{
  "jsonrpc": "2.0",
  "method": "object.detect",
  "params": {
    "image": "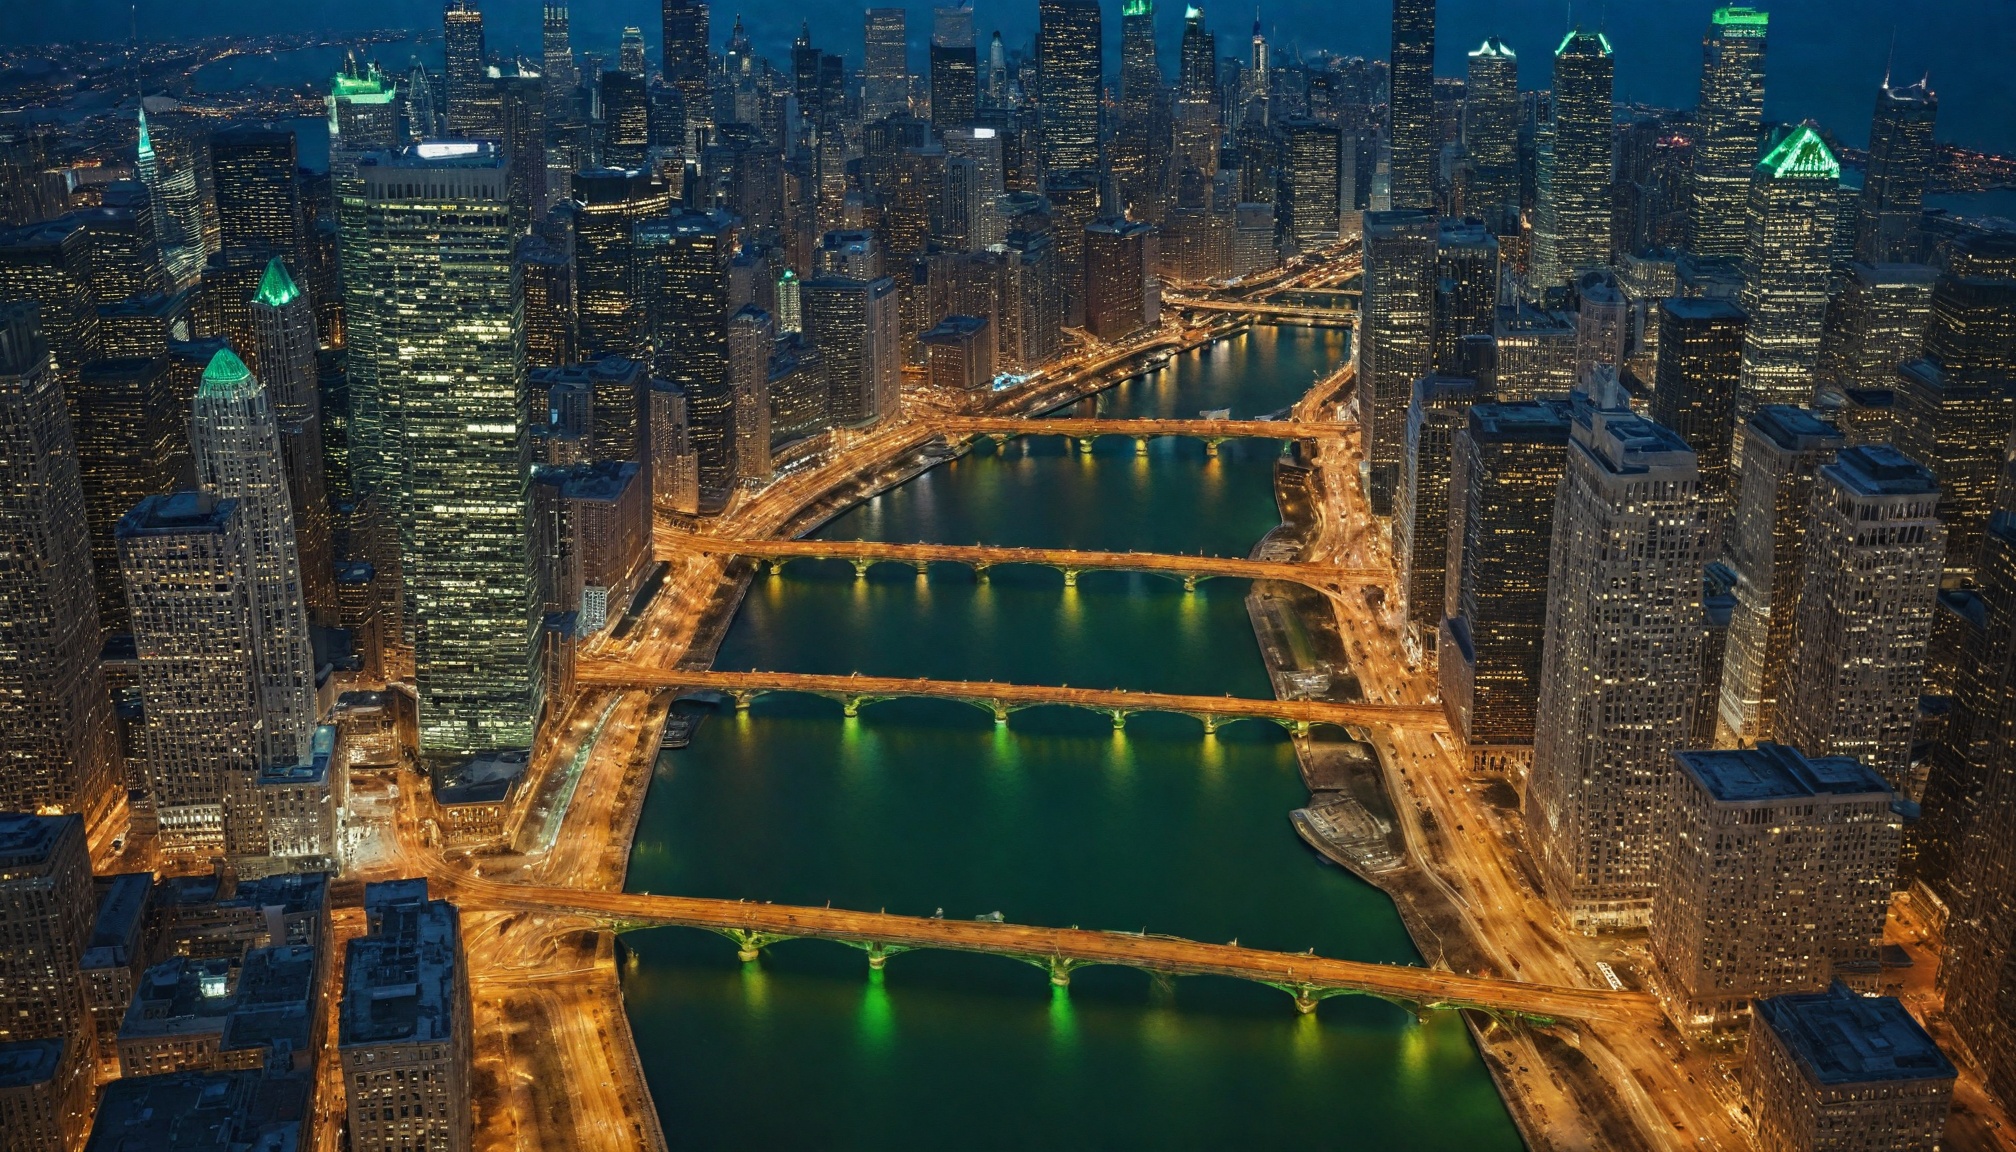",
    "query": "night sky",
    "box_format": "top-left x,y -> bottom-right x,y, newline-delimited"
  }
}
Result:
7,0 -> 2013,152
